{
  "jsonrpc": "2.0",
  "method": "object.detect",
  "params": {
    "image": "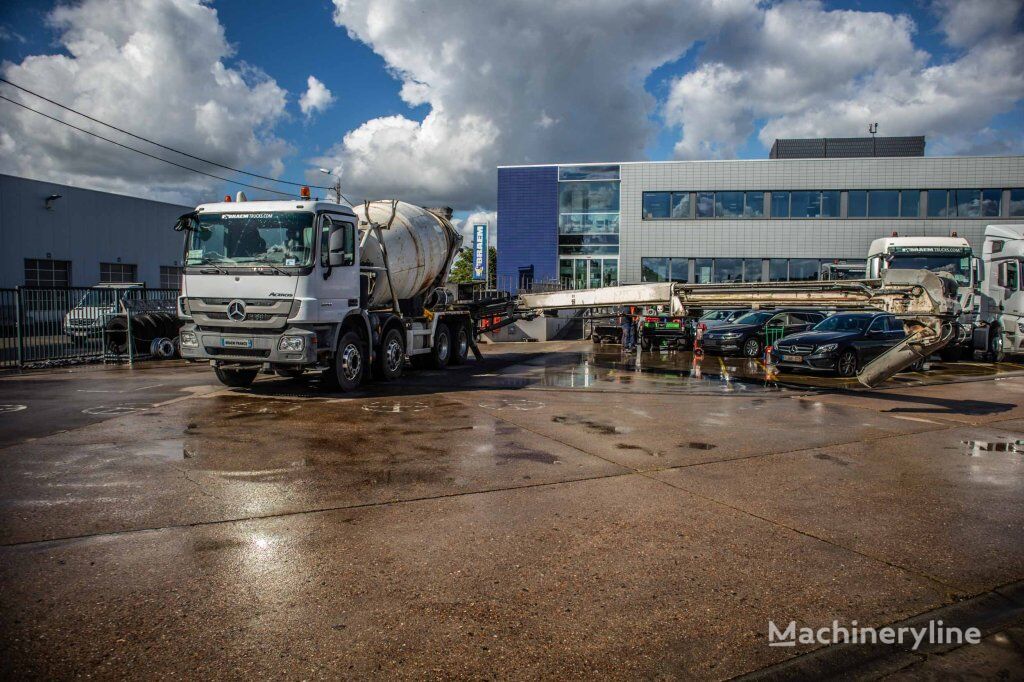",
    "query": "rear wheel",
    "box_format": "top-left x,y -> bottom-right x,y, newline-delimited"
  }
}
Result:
430,323 -> 451,369
214,366 -> 258,388
451,322 -> 470,364
325,331 -> 365,392
742,336 -> 762,358
837,349 -> 858,377
375,327 -> 405,380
